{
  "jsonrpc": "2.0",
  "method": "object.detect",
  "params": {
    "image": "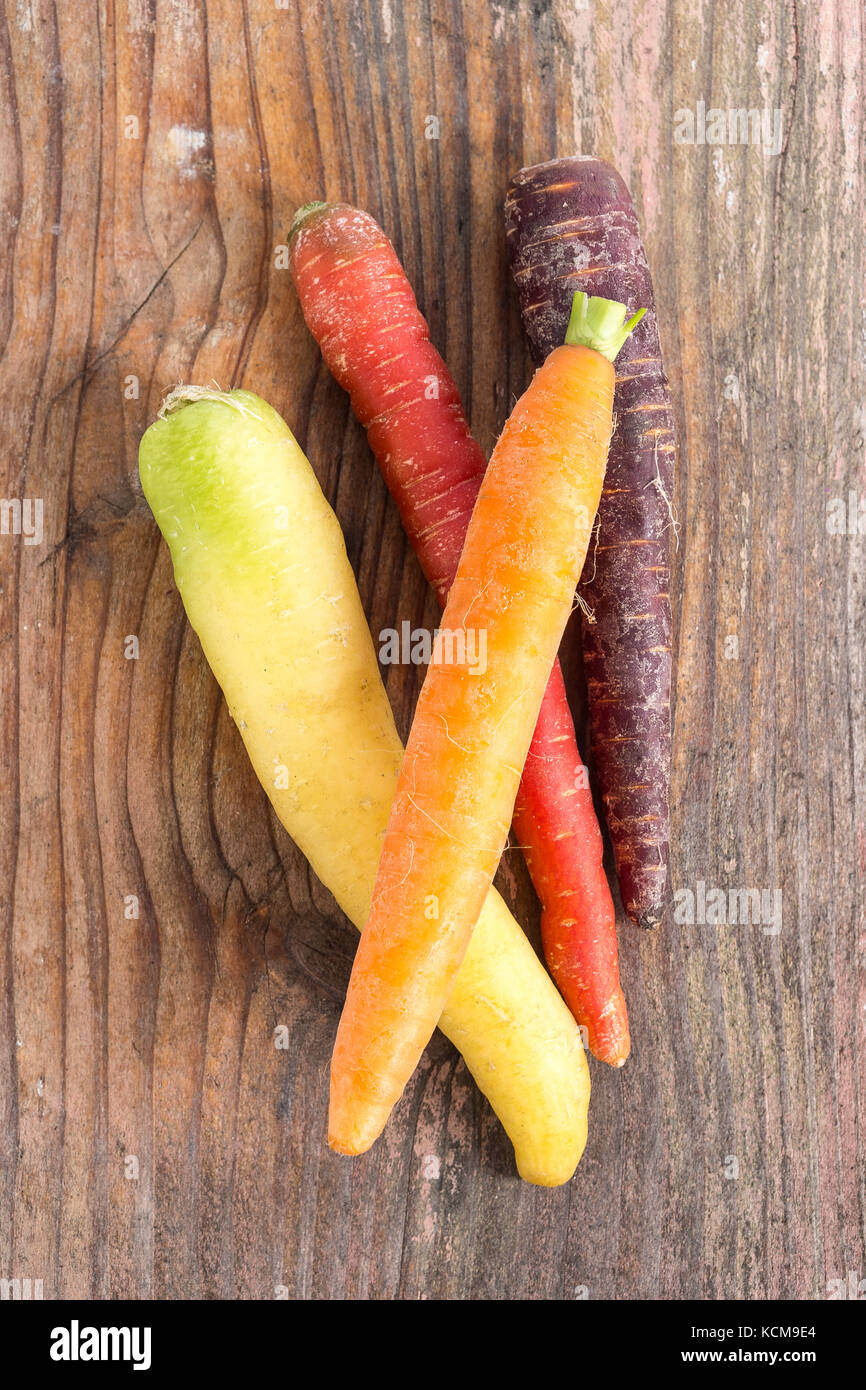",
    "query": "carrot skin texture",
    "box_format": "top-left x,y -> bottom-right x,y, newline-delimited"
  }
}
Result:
290,204 -> 629,1064
329,343 -> 615,1154
290,206 -> 486,598
505,157 -> 674,930
512,663 -> 629,1065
